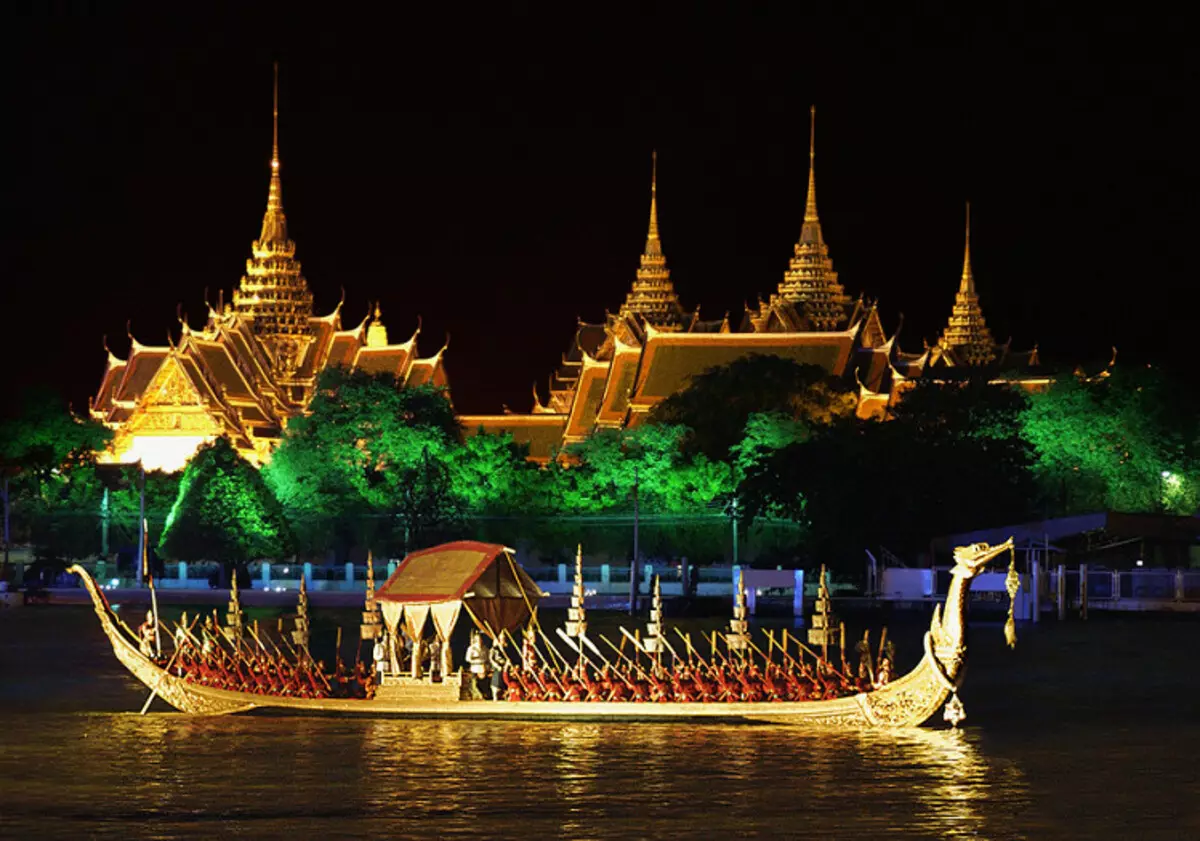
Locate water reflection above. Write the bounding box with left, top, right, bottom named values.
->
left=0, top=712, right=1102, bottom=840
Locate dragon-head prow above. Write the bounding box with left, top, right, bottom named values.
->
left=951, top=538, right=1015, bottom=579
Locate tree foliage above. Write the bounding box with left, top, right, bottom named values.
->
left=649, top=354, right=856, bottom=462
left=159, top=437, right=293, bottom=563
left=1019, top=367, right=1200, bottom=514
left=738, top=380, right=1039, bottom=570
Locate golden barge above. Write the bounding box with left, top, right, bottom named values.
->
left=70, top=538, right=1015, bottom=728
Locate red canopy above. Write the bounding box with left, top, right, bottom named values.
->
left=376, top=541, right=542, bottom=634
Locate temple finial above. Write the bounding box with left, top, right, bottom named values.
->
left=804, top=105, right=818, bottom=224
left=960, top=201, right=975, bottom=295
left=644, top=150, right=661, bottom=258
left=272, top=62, right=280, bottom=172
left=366, top=300, right=389, bottom=348
left=259, top=62, right=286, bottom=243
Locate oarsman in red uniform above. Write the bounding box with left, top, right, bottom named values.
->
left=760, top=666, right=782, bottom=702
left=561, top=674, right=583, bottom=702
left=582, top=667, right=604, bottom=702
left=670, top=669, right=694, bottom=702
left=519, top=669, right=542, bottom=701
left=503, top=666, right=523, bottom=701
left=540, top=669, right=563, bottom=702
left=737, top=668, right=763, bottom=703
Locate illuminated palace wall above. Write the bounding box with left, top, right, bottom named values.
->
left=92, top=91, right=1044, bottom=471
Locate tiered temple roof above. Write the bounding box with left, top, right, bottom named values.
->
left=935, top=203, right=998, bottom=367
left=95, top=72, right=1057, bottom=468
left=92, top=68, right=445, bottom=472
left=744, top=106, right=854, bottom=334
left=611, top=152, right=692, bottom=335
left=462, top=131, right=900, bottom=460
left=230, top=65, right=316, bottom=383
left=857, top=206, right=1044, bottom=418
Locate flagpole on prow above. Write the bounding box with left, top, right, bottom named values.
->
left=143, top=517, right=161, bottom=657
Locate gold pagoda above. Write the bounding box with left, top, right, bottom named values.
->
left=460, top=108, right=901, bottom=460
left=91, top=67, right=447, bottom=472
left=859, top=204, right=1048, bottom=418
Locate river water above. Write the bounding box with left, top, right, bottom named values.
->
left=2, top=605, right=1197, bottom=839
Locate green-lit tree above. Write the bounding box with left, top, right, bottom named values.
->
left=264, top=367, right=464, bottom=556
left=738, top=379, right=1038, bottom=573
left=448, top=430, right=543, bottom=514
left=648, top=354, right=856, bottom=462
left=558, top=425, right=734, bottom=514
left=159, top=437, right=293, bottom=574
left=0, top=388, right=113, bottom=576
left=1019, top=367, right=1200, bottom=515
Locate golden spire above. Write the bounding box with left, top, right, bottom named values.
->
left=366, top=301, right=389, bottom=348
left=803, top=105, right=819, bottom=227
left=260, top=61, right=286, bottom=244
left=616, top=151, right=689, bottom=330
left=231, top=63, right=315, bottom=381
left=768, top=104, right=850, bottom=331
left=644, top=150, right=662, bottom=258
left=940, top=202, right=996, bottom=365
left=959, top=201, right=975, bottom=296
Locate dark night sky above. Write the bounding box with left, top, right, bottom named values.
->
left=2, top=6, right=1195, bottom=415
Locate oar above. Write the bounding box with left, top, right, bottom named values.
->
left=673, top=628, right=711, bottom=670
left=765, top=629, right=807, bottom=675
left=555, top=628, right=602, bottom=672
left=499, top=628, right=549, bottom=693
left=534, top=627, right=571, bottom=692
left=139, top=615, right=199, bottom=714
left=783, top=629, right=851, bottom=681
left=657, top=633, right=684, bottom=666
left=577, top=634, right=634, bottom=689
left=503, top=629, right=549, bottom=693
left=618, top=626, right=647, bottom=655
left=579, top=633, right=606, bottom=664
left=709, top=630, right=729, bottom=665
left=598, top=634, right=650, bottom=681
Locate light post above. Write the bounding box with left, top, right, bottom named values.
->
left=731, top=496, right=739, bottom=566
left=135, top=462, right=146, bottom=587
left=1, top=475, right=10, bottom=580
left=629, top=465, right=640, bottom=615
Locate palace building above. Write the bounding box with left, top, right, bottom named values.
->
left=458, top=108, right=1044, bottom=460
left=90, top=68, right=446, bottom=472
left=92, top=77, right=1044, bottom=471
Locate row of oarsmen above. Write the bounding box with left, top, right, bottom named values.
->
left=489, top=657, right=892, bottom=703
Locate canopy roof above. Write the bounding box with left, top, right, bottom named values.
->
left=376, top=541, right=537, bottom=603
left=376, top=541, right=543, bottom=635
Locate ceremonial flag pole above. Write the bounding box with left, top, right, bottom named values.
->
left=143, top=517, right=161, bottom=657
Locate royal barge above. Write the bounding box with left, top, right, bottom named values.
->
left=71, top=538, right=1017, bottom=728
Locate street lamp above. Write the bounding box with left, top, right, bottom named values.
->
left=1160, top=470, right=1178, bottom=513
